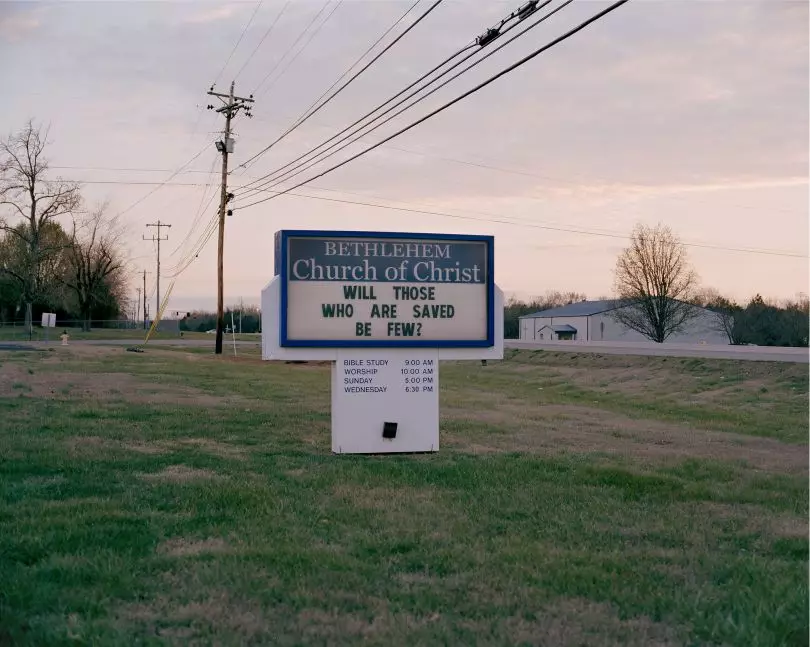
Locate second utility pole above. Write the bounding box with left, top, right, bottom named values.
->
left=144, top=222, right=170, bottom=325
left=141, top=269, right=151, bottom=330
left=207, top=81, right=253, bottom=355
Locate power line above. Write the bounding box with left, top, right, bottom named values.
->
left=231, top=183, right=808, bottom=259
left=213, top=0, right=265, bottom=86
left=236, top=0, right=442, bottom=172
left=51, top=156, right=808, bottom=217
left=253, top=0, right=333, bottom=97
left=115, top=144, right=210, bottom=218
left=61, top=179, right=214, bottom=187
left=165, top=192, right=219, bottom=270
left=256, top=1, right=344, bottom=100
left=287, top=0, right=424, bottom=130
left=236, top=0, right=630, bottom=211
left=233, top=0, right=290, bottom=81
left=170, top=153, right=221, bottom=257
left=235, top=0, right=557, bottom=196
left=237, top=0, right=471, bottom=179
left=236, top=0, right=566, bottom=198
left=51, top=165, right=215, bottom=173
left=164, top=211, right=222, bottom=278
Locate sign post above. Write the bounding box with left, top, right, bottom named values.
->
left=41, top=312, right=56, bottom=343
left=262, top=230, right=503, bottom=454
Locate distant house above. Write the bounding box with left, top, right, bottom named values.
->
left=518, top=299, right=728, bottom=345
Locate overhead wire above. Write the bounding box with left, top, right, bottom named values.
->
left=235, top=0, right=566, bottom=199
left=236, top=0, right=443, bottom=172
left=256, top=1, right=344, bottom=100
left=236, top=0, right=631, bottom=211
left=163, top=215, right=218, bottom=277
left=170, top=153, right=221, bottom=257
left=231, top=183, right=808, bottom=259
left=53, top=148, right=807, bottom=217
left=281, top=0, right=424, bottom=135
left=235, top=0, right=555, bottom=197
left=164, top=212, right=221, bottom=278
left=164, top=197, right=220, bottom=274
left=253, top=0, right=333, bottom=97
left=115, top=144, right=210, bottom=218
left=233, top=0, right=291, bottom=81
left=213, top=0, right=265, bottom=86
left=170, top=191, right=220, bottom=261
left=62, top=180, right=214, bottom=187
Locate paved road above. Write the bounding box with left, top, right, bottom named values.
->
left=3, top=338, right=807, bottom=363
left=0, top=343, right=37, bottom=352
left=0, top=339, right=259, bottom=348
left=505, top=340, right=809, bottom=363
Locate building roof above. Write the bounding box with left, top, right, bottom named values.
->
left=551, top=324, right=577, bottom=333
left=519, top=299, right=620, bottom=319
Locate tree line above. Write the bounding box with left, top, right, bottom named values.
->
left=691, top=290, right=808, bottom=347
left=0, top=123, right=129, bottom=333
left=180, top=306, right=261, bottom=334
left=506, top=291, right=808, bottom=346
left=507, top=224, right=807, bottom=347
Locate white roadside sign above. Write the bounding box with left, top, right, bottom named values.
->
left=264, top=229, right=501, bottom=455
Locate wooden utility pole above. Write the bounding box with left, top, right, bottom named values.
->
left=141, top=270, right=151, bottom=329
left=207, top=81, right=253, bottom=354
left=144, top=222, right=171, bottom=325
left=135, top=287, right=142, bottom=325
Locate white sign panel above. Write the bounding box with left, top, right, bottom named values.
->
left=41, top=313, right=56, bottom=328
left=276, top=230, right=494, bottom=348
left=332, top=349, right=439, bottom=453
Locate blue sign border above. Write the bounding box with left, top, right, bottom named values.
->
left=276, top=230, right=495, bottom=348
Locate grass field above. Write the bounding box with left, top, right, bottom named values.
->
left=0, top=346, right=807, bottom=646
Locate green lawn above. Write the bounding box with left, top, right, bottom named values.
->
left=0, top=347, right=807, bottom=646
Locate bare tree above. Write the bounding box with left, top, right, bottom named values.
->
left=612, top=223, right=699, bottom=343
left=63, top=205, right=127, bottom=332
left=691, top=287, right=742, bottom=344
left=0, top=121, right=81, bottom=336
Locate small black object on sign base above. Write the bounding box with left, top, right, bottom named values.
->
left=382, top=422, right=398, bottom=439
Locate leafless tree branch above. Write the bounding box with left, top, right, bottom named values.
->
left=611, top=223, right=700, bottom=343
left=0, top=121, right=82, bottom=334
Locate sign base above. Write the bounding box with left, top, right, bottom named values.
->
left=332, top=349, right=439, bottom=454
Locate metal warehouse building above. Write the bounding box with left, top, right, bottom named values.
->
left=518, top=300, right=729, bottom=345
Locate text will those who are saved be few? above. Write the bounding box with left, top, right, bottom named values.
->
left=322, top=284, right=456, bottom=337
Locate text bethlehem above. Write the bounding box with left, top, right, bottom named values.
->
left=291, top=240, right=483, bottom=283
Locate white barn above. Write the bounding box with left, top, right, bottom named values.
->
left=518, top=300, right=728, bottom=345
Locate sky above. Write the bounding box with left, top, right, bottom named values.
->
left=1, top=0, right=807, bottom=316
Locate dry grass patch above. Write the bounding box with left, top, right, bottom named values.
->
left=691, top=502, right=809, bottom=540
left=171, top=438, right=246, bottom=460
left=0, top=354, right=246, bottom=408
left=500, top=598, right=680, bottom=647
left=23, top=475, right=68, bottom=486
left=63, top=435, right=114, bottom=456
left=63, top=437, right=246, bottom=459
left=157, top=537, right=231, bottom=557
left=443, top=403, right=808, bottom=474
left=117, top=591, right=266, bottom=644
left=138, top=465, right=219, bottom=483
left=121, top=441, right=170, bottom=455
left=292, top=597, right=681, bottom=647
left=296, top=606, right=433, bottom=640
